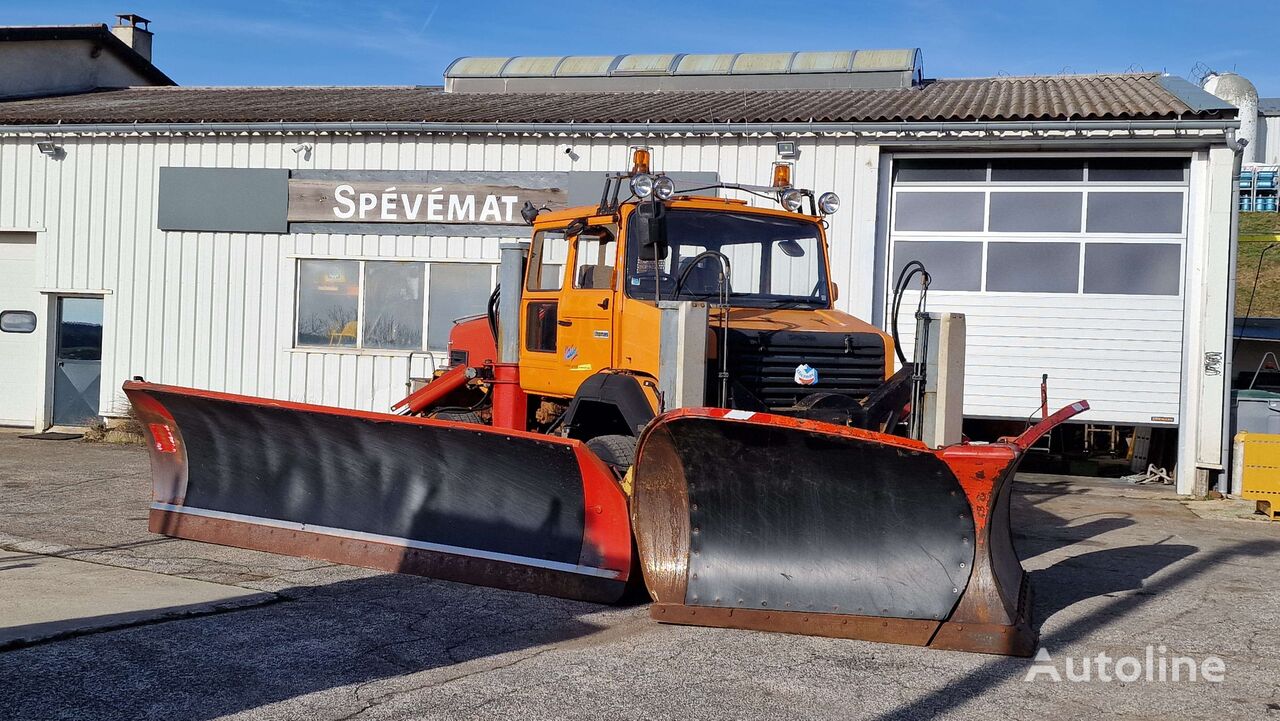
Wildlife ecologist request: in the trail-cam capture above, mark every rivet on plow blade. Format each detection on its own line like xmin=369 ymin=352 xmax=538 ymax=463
xmin=630 ymin=405 xmax=1086 ymax=657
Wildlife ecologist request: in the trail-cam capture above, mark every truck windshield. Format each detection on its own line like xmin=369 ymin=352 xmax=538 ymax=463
xmin=625 ymin=208 xmax=829 ymax=308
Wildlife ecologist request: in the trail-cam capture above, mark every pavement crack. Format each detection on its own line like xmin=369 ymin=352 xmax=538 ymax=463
xmin=336 ymin=647 xmax=554 ymax=721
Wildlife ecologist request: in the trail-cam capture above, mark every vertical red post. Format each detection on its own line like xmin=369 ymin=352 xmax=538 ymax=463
xmin=490 ymin=362 xmax=527 ymax=431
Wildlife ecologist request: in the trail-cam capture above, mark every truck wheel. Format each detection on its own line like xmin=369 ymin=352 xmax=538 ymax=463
xmin=586 ymin=434 xmax=637 ymax=475
xmin=430 ymin=409 xmax=483 ymax=424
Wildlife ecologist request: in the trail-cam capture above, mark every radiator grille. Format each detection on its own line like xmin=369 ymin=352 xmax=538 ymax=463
xmin=721 ymin=329 xmax=886 ymax=411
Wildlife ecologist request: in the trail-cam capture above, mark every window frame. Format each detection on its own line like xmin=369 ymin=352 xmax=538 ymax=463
xmin=292 ymin=257 xmax=497 ymax=353
xmin=887 ymin=152 xmax=1190 ymax=298
xmin=527 ymin=228 xmax=570 ymax=293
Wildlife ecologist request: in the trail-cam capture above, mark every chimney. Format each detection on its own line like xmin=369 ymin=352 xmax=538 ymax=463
xmin=111 ymin=13 xmax=153 ymax=62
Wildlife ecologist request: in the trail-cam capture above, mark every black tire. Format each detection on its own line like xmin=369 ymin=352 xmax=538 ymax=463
xmin=430 ymin=409 xmax=483 ymax=424
xmin=586 ymin=434 xmax=637 ymax=474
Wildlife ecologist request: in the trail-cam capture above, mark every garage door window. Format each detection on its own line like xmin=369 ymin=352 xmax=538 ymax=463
xmin=893 ymin=192 xmax=985 ymax=232
xmin=1085 ymin=192 xmax=1184 ymax=234
xmin=1083 ymin=243 xmax=1181 ymax=296
xmin=986 ymin=242 xmax=1079 ymax=293
xmin=891 ymin=241 xmax=983 ymax=291
xmin=890 ymin=155 xmax=1188 ymax=295
xmin=989 ymin=192 xmax=1082 ymax=233
xmin=989 ymin=158 xmax=1085 ymax=182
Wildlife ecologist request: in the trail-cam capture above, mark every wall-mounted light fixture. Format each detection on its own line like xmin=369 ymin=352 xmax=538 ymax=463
xmin=36 ymin=140 xmax=64 ymax=159
xmin=775 ymin=140 xmax=799 ymax=160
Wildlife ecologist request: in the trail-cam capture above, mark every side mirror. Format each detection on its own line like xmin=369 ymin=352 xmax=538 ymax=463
xmin=831 ymin=282 xmax=839 ymax=302
xmin=520 ymin=201 xmax=540 ymax=225
xmin=633 ymin=200 xmax=668 ymax=261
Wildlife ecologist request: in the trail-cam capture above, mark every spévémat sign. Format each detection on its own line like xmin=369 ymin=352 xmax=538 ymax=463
xmin=287 ymin=179 xmax=566 ymax=225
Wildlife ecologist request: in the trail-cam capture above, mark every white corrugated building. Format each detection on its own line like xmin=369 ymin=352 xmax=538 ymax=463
xmin=0 ymin=36 xmax=1245 ymax=494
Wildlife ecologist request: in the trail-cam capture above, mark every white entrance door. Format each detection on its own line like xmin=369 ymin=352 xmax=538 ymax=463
xmin=0 ymin=232 xmax=43 ymax=426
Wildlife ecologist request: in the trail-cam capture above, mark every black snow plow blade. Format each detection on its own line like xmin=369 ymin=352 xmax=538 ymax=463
xmin=630 ymin=404 xmax=1087 ymax=656
xmin=123 ymin=382 xmax=634 ymax=603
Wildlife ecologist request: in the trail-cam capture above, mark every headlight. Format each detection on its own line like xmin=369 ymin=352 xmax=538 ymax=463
xmin=630 ymin=173 xmax=655 ymax=199
xmin=818 ymin=192 xmax=841 ymax=215
xmin=779 ymin=188 xmax=804 ymax=212
xmin=653 ymin=176 xmax=676 ymax=200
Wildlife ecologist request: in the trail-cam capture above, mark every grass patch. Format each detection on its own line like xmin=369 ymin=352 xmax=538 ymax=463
xmin=1241 ymin=211 xmax=1280 ymax=236
xmin=1238 ymin=221 xmax=1280 ymax=318
xmin=83 ymin=405 xmax=146 ymax=445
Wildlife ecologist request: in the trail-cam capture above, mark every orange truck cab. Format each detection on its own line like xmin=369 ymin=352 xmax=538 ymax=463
xmin=443 ymin=150 xmax=900 ymax=460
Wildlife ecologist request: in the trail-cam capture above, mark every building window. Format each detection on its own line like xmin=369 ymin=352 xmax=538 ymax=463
xmin=362 ymin=262 xmax=424 ymax=350
xmin=295 ymin=259 xmax=493 ymax=351
xmin=0 ymin=310 xmax=36 ymax=333
xmin=427 ymin=263 xmax=493 ymax=351
xmin=296 ymin=259 xmax=361 ymax=347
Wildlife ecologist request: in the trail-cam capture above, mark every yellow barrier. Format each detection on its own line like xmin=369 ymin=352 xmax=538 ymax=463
xmin=1234 ymin=432 xmax=1280 ymax=520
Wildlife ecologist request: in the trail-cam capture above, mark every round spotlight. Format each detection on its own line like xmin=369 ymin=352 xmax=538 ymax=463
xmin=630 ymin=173 xmax=655 ymax=199
xmin=780 ymin=188 xmax=804 ymax=212
xmin=653 ymin=176 xmax=676 ymax=200
xmin=818 ymin=192 xmax=841 ymax=215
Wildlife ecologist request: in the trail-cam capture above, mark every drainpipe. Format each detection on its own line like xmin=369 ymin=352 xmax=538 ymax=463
xmin=1215 ymin=136 xmax=1247 ymax=495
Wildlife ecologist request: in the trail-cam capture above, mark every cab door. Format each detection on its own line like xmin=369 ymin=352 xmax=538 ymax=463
xmin=519 ymin=226 xmax=571 ymax=396
xmin=556 ymin=227 xmax=618 ymax=386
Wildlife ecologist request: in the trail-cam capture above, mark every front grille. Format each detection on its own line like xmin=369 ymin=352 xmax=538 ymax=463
xmin=720 ymin=329 xmax=886 ymax=411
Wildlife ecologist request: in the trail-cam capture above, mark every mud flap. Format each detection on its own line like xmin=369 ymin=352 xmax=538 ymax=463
xmin=123 ymin=382 xmax=633 ymax=604
xmin=630 ymin=407 xmax=1079 ymax=656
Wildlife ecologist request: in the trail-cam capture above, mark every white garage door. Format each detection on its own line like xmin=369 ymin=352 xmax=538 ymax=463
xmin=0 ymin=232 xmax=44 ymax=426
xmin=887 ymin=155 xmax=1188 ymax=426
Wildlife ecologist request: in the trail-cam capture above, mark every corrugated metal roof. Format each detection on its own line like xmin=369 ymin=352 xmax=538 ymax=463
xmin=0 ymin=73 xmax=1233 ymax=126
xmin=1235 ymin=317 xmax=1280 ymax=342
xmin=1259 ymin=97 xmax=1280 ymax=115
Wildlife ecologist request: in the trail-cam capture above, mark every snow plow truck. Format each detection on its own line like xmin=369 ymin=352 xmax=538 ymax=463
xmin=123 ymin=149 xmax=1086 ymax=656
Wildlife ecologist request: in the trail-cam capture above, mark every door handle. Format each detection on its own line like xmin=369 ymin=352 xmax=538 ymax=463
xmin=598 ymin=298 xmax=610 ymax=310
xmin=557 ymin=319 xmax=573 ymax=327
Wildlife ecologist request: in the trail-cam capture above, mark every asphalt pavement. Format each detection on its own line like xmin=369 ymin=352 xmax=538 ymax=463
xmin=0 ymin=429 xmax=1278 ymax=720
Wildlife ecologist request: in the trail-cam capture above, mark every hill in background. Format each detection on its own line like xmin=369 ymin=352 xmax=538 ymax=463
xmin=1240 ymin=213 xmax=1280 ymax=319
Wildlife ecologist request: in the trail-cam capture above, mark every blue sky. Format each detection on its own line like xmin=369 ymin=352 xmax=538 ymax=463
xmin=8 ymin=1 xmax=1278 ymax=95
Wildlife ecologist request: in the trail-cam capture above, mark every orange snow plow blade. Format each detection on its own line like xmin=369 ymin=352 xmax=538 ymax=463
xmin=123 ymin=381 xmax=634 ymax=604
xmin=630 ymin=402 xmax=1087 ymax=656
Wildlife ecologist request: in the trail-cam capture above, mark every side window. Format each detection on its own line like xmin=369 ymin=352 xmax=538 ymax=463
xmin=572 ymin=230 xmax=618 ymax=290
xmin=527 ymin=230 xmax=569 ymax=292
xmin=525 ymin=301 xmax=558 ymax=352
